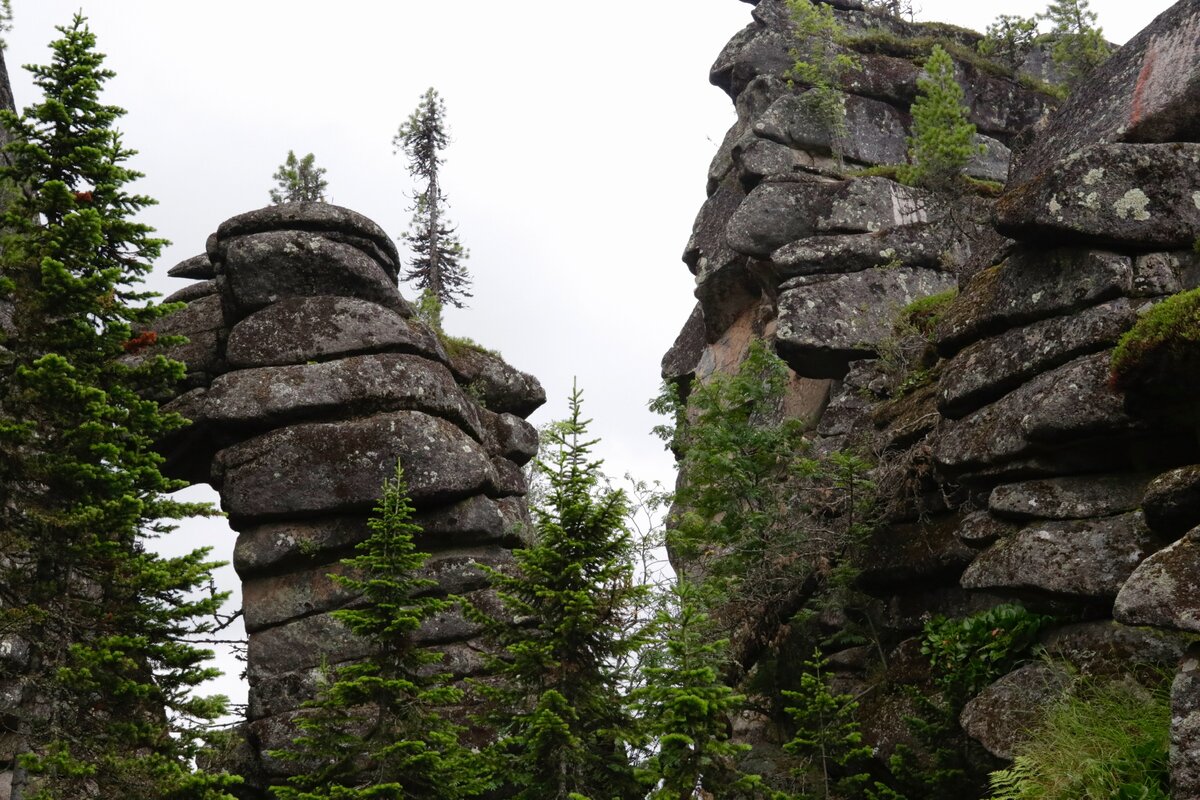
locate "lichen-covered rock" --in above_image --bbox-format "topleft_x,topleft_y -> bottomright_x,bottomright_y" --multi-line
709,23 -> 792,99
661,304 -> 706,383
225,296 -> 445,368
965,134 -> 1011,183
725,180 -> 831,256
776,266 -> 955,377
817,177 -> 938,235
937,298 -> 1138,418
961,511 -> 1159,600
959,662 -> 1072,760
955,510 -> 1018,545
988,473 -> 1151,521
482,411 -> 538,466
1114,527 -> 1200,633
221,230 -> 404,319
233,516 -> 368,578
769,223 -> 949,281
1041,620 -> 1188,675
135,293 -> 226,383
935,248 -> 1133,356
447,345 -> 545,418
167,253 -> 215,280
213,202 -> 401,281
996,143 -> 1200,249
163,279 -> 218,305
1173,647 -> 1200,797
1142,465 -> 1200,537
935,352 -> 1133,476
1008,0 -> 1200,186
857,516 -> 976,589
215,411 -> 498,521
751,91 -> 909,166
182,353 -> 484,442
242,561 -> 358,633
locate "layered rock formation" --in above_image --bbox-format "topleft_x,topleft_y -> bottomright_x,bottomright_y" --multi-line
666,0 -> 1200,793
150,203 -> 543,791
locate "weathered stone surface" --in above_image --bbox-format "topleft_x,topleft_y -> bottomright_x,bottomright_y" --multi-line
734,136 -> 841,185
247,612 -> 373,675
222,230 -> 404,319
752,91 -> 908,166
1115,527 -> 1200,633
214,202 -> 400,280
163,279 -> 218,305
447,346 -> 545,418
695,250 -> 760,341
138,293 -> 225,379
1173,647 -> 1200,797
1041,620 -> 1188,675
964,134 -> 1011,183
960,64 -> 1057,140
988,473 -> 1151,522
725,179 -> 830,256
956,510 -> 1018,545
816,177 -> 937,235
710,23 -> 792,99
216,411 -> 498,520
1008,0 -> 1200,186
662,304 -> 706,383
1143,465 -> 1200,537
961,511 -> 1158,600
416,494 -> 521,546
858,516 -> 977,589
960,663 -> 1072,760
167,253 -> 215,280
935,248 -> 1133,356
684,186 -> 744,273
225,296 -> 445,369
769,223 -> 949,280
483,411 -> 538,466
416,546 -> 517,597
489,456 -> 526,498
233,517 -> 368,578
938,298 -> 1138,418
188,353 -> 484,442
242,561 -> 358,633
842,51 -> 920,107
776,266 -> 955,377
996,143 -> 1200,249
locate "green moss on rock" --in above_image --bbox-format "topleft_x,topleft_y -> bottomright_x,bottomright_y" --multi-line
1111,289 -> 1200,397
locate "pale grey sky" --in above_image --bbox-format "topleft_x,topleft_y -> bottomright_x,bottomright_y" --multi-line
4,0 -> 1176,714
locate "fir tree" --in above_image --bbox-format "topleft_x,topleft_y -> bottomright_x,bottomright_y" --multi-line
1041,0 -> 1110,86
394,88 -> 471,308
271,463 -> 480,800
0,0 -> 12,50
635,579 -> 763,800
905,46 -> 981,189
471,386 -> 648,800
269,150 -> 329,204
0,15 -> 237,799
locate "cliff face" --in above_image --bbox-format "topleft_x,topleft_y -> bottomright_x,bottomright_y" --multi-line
149,203 -> 544,792
667,0 -> 1200,792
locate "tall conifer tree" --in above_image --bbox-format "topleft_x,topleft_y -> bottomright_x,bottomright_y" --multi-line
271,463 -> 480,800
471,387 -> 647,800
0,16 -> 237,799
394,88 -> 471,308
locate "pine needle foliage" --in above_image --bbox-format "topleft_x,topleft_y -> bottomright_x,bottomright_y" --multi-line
977,15 -> 1039,73
271,463 -> 481,800
269,150 -> 328,204
634,579 -> 763,799
0,15 -> 237,799
394,88 -> 471,308
1040,0 -> 1110,87
470,385 -> 649,800
905,46 -> 981,189
785,0 -> 859,154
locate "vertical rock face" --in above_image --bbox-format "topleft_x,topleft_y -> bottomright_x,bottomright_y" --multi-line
151,203 -> 544,791
668,0 -> 1200,791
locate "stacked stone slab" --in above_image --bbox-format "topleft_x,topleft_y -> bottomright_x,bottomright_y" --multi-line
150,203 -> 544,791
666,0 -> 1200,792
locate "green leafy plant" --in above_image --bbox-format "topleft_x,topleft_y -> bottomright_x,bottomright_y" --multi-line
921,603 -> 1052,701
988,677 -> 1171,800
904,45 -> 983,189
785,0 -> 860,156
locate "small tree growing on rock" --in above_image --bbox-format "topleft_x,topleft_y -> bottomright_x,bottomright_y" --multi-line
905,45 -> 981,190
786,0 -> 859,158
269,150 -> 328,204
395,87 -> 472,309
1041,0 -> 1110,86
978,14 -> 1040,72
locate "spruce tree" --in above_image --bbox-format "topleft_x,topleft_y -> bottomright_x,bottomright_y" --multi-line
271,463 -> 480,800
905,46 -> 980,189
0,15 -> 237,799
471,386 -> 648,800
635,579 -> 763,800
269,150 -> 328,204
394,88 -> 471,308
1041,0 -> 1110,86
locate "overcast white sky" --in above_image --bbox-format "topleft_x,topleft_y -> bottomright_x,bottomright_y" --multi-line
4,0 -> 1176,714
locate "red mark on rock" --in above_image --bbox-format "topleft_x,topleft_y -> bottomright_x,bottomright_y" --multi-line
1131,46 -> 1158,127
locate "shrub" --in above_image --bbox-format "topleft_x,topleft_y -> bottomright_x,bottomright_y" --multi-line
988,677 -> 1171,800
921,603 -> 1051,700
